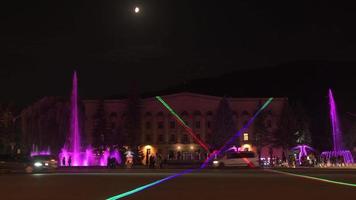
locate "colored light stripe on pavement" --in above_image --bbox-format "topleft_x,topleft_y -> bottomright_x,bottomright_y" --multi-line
106,169 -> 194,200
267,169 -> 356,188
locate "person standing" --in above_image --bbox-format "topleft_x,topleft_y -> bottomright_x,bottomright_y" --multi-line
107,157 -> 111,168
62,157 -> 66,166
149,155 -> 155,169
125,151 -> 134,169
145,153 -> 150,167
156,154 -> 163,169
68,156 -> 72,167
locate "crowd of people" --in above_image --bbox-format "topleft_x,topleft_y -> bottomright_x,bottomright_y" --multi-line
147,154 -> 164,169
261,154 -> 351,168
319,155 -> 347,167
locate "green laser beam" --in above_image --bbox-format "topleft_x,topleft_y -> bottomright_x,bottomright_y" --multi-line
268,169 -> 356,187
106,169 -> 194,200
261,98 -> 273,110
156,96 -> 187,126
106,179 -> 166,200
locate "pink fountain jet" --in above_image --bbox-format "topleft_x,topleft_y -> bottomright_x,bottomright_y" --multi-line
321,89 -> 354,164
59,71 -> 121,166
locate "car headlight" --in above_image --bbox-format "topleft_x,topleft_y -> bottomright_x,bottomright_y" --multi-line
34,162 -> 43,167
213,160 -> 219,165
45,163 -> 49,166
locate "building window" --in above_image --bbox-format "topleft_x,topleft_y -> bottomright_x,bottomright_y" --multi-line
110,112 -> 118,118
195,121 -> 201,128
169,135 -> 176,143
145,135 -> 152,143
194,134 -> 201,143
242,110 -> 249,116
207,121 -> 211,129
243,120 -> 248,126
158,121 -> 164,129
110,122 -> 116,129
145,112 -> 152,117
157,149 -> 162,154
243,133 -> 249,141
145,121 -> 151,129
182,134 -> 189,144
110,112 -> 118,122
170,121 -> 176,129
267,120 -> 272,128
158,134 -> 164,143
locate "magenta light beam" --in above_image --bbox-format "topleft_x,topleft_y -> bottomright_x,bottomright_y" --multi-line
106,98 -> 274,200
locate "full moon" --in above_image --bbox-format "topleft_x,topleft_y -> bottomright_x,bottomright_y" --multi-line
134,6 -> 140,13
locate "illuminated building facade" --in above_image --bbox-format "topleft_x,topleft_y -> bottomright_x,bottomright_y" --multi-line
83,92 -> 287,163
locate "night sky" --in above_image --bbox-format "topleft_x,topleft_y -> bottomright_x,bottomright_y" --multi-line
1,1 -> 356,106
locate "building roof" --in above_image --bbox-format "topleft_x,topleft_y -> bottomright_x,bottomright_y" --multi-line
84,92 -> 287,104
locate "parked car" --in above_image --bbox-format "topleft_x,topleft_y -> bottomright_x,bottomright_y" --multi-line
0,154 -> 32,173
212,151 -> 259,168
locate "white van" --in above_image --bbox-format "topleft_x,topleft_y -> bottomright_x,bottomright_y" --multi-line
212,151 -> 259,168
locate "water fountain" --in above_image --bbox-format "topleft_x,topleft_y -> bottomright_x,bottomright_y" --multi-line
30,144 -> 51,157
292,145 -> 314,164
59,71 -> 121,166
321,89 -> 354,164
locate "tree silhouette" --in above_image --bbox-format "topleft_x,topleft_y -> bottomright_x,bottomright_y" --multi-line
210,97 -> 236,150
0,104 -> 15,154
273,101 -> 298,152
20,97 -> 70,154
126,82 -> 141,147
294,102 -> 312,145
125,82 -> 142,163
92,100 -> 107,149
253,106 -> 272,158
